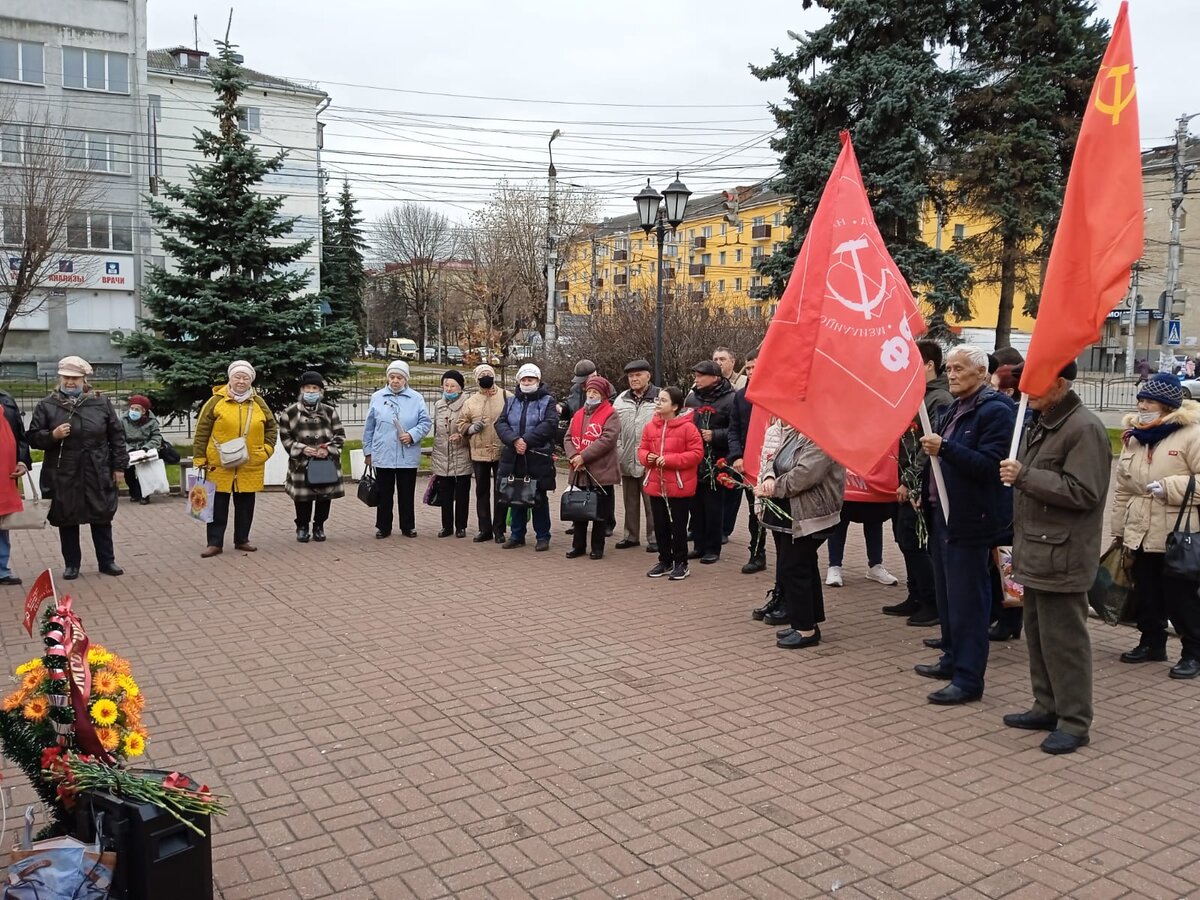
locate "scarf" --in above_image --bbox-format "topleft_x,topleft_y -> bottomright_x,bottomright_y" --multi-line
0,412 -> 23,517
1123,419 -> 1183,458
229,386 -> 253,403
570,401 -> 614,454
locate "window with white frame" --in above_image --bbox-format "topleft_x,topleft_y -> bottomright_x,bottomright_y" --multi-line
702,225 -> 712,238
63,47 -> 129,93
735,248 -> 743,263
1,207 -> 24,245
719,251 -> 726,266
0,123 -> 33,164
718,279 -> 725,293
237,107 -> 261,133
735,277 -> 743,292
664,244 -> 677,258
752,215 -> 765,227
66,211 -> 133,251
66,130 -> 129,174
773,212 -> 782,226
0,39 -> 44,85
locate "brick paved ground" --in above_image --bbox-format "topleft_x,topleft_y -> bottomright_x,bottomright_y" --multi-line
3,488 -> 1199,899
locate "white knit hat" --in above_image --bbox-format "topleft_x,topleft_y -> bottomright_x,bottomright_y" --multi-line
386,359 -> 410,379
227,359 -> 256,382
516,363 -> 541,381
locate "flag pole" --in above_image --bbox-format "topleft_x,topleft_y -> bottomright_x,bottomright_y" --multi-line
1003,395 -> 1029,486
917,402 -> 950,523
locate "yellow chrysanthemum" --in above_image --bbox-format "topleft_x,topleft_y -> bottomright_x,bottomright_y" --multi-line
95,727 -> 120,752
3,691 -> 26,711
90,698 -> 118,727
87,647 -> 114,666
21,670 -> 43,691
23,696 -> 48,722
15,657 -> 43,676
119,699 -> 141,722
122,732 -> 145,758
93,671 -> 120,696
115,675 -> 139,698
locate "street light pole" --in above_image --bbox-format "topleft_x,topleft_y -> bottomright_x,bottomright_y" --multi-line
544,129 -> 561,350
653,211 -> 667,387
635,173 -> 691,387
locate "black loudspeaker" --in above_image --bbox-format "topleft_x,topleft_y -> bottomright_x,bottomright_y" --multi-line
73,772 -> 213,900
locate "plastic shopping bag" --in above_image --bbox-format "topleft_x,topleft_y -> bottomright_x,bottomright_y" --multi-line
186,470 -> 216,523
134,458 -> 170,496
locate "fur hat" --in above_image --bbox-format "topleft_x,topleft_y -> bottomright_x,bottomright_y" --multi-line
474,364 -> 496,380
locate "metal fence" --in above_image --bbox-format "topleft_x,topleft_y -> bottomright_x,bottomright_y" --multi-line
1072,376 -> 1141,412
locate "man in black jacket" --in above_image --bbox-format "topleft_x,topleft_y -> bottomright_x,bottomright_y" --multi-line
685,360 -> 736,563
726,350 -> 766,574
0,389 -> 32,585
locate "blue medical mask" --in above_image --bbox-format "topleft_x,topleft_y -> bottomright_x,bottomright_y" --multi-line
443,391 -> 460,401
128,410 -> 142,422
61,386 -> 82,398
584,397 -> 601,410
302,391 -> 321,405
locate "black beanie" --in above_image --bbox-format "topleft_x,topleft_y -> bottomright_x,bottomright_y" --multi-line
300,370 -> 324,388
443,369 -> 465,389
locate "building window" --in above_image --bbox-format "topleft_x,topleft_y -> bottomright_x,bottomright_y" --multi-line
773,212 -> 782,226
752,215 -> 765,227
1,207 -> 24,245
664,244 -> 677,258
66,130 -> 129,174
688,229 -> 695,241
702,225 -> 712,239
719,251 -> 727,265
735,248 -> 743,263
66,211 -> 133,251
237,107 -> 261,133
633,240 -> 642,251
718,279 -> 725,293
751,275 -> 763,288
1,123 -> 33,164
0,39 -> 44,85
63,47 -> 129,94
720,224 -> 726,236
953,223 -> 966,241
701,253 -> 711,266
735,277 -> 743,292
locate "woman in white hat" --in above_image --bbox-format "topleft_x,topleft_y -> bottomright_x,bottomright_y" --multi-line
494,363 -> 559,550
27,356 -> 129,580
362,360 -> 432,538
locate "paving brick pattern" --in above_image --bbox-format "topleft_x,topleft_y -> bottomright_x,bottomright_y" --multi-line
2,489 -> 1198,898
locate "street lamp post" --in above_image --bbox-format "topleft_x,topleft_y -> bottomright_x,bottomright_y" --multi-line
634,173 -> 691,386
544,129 -> 561,349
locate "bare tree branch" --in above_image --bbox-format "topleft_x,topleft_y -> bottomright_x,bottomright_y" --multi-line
374,203 -> 458,353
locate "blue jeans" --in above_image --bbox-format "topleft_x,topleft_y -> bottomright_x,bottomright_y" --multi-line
827,520 -> 884,567
509,492 -> 551,542
927,511 -> 992,695
0,529 -> 11,578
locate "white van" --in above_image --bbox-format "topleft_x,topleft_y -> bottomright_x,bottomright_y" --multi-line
387,338 -> 419,360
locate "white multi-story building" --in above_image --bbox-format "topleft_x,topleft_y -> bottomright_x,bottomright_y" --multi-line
0,0 -> 149,377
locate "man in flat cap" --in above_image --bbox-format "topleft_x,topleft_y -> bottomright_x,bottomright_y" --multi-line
613,359 -> 659,552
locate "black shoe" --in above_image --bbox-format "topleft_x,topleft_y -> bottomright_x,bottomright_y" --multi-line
138,498 -> 150,506
456,530 -> 466,538
922,637 -> 945,649
402,530 -> 418,538
914,662 -> 953,680
297,525 -> 311,543
928,684 -> 981,705
494,534 -> 506,544
752,589 -> 780,621
312,525 -> 326,542
1041,730 -> 1089,754
647,562 -> 669,578
375,530 -> 391,539
565,548 -> 586,559
988,622 -> 1022,642
776,627 -> 795,640
687,549 -> 703,560
473,532 -> 491,543
668,564 -> 689,581
502,539 -> 525,549
1003,711 -> 1057,731
1120,644 -> 1167,663
883,599 -> 919,617
646,543 -> 658,553
535,539 -> 550,552
63,567 -> 79,580
437,528 -> 453,538
1170,658 -> 1200,679
778,628 -> 820,649
615,539 -> 639,550
741,555 -> 766,574
700,553 -> 720,565
0,575 -> 22,586
99,564 -> 123,577
763,609 -> 790,626
589,551 -> 604,560
907,611 -> 940,627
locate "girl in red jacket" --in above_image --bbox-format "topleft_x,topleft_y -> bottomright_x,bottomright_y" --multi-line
639,386 -> 704,580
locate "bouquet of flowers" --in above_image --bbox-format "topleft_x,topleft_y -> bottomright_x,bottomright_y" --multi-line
714,458 -> 792,522
694,406 -> 720,488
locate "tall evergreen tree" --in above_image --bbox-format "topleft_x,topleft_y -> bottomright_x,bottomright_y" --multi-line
125,42 -> 356,415
947,1 -> 1110,347
751,0 -> 972,339
320,178 -> 367,342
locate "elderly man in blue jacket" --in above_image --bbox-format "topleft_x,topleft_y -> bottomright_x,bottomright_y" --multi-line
917,345 -> 1017,705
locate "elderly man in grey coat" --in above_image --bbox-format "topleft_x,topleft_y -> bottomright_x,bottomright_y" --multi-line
1000,361 -> 1112,755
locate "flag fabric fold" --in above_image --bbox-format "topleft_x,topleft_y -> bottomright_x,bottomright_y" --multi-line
1019,0 -> 1143,397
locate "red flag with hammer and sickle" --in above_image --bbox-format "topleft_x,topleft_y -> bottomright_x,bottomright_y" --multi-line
747,131 -> 927,476
1019,1 -> 1142,398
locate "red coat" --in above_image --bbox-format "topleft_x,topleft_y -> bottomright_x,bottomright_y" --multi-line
637,411 -> 704,498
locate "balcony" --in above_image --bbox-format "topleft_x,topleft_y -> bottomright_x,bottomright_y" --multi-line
555,279 -> 569,292
613,249 -> 628,261
593,277 -> 604,288
749,285 -> 771,300
752,224 -> 772,240
663,267 -> 676,280
688,263 -> 706,277
692,236 -> 706,249
614,273 -> 628,287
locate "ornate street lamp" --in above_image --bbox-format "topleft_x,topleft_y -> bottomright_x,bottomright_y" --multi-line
634,172 -> 691,385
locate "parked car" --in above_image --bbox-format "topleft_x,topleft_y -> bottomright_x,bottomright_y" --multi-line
423,346 -> 439,362
445,346 -> 464,364
1180,377 -> 1200,400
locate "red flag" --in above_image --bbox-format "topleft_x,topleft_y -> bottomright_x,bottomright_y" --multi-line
747,132 -> 927,475
1019,1 -> 1142,397
741,405 -> 770,483
22,568 -> 56,636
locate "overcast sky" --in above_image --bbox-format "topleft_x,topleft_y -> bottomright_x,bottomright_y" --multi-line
148,0 -> 1192,239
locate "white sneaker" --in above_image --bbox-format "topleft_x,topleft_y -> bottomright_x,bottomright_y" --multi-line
826,566 -> 843,587
867,564 -> 899,586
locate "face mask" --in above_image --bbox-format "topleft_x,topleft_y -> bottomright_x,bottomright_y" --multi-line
478,376 -> 494,390
1138,410 -> 1160,425
584,397 -> 601,410
61,386 -> 82,398
128,410 -> 142,422
302,391 -> 321,405
520,382 -> 538,394
443,391 -> 460,401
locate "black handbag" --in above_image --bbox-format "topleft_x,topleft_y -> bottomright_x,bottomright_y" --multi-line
357,466 -> 380,507
158,443 -> 181,465
560,487 -> 599,522
1164,475 -> 1200,580
498,475 -> 536,508
423,474 -> 442,506
306,456 -> 339,486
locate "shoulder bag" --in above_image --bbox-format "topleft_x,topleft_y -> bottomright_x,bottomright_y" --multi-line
498,455 -> 536,508
357,465 -> 380,507
1165,474 -> 1200,580
306,456 -> 340,486
215,402 -> 252,468
560,486 -> 599,522
0,475 -> 49,531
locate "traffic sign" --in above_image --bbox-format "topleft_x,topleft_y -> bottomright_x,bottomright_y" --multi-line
1167,318 -> 1182,346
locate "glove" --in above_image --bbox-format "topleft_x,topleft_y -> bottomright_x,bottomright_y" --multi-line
468,420 -> 485,435
1147,481 -> 1165,499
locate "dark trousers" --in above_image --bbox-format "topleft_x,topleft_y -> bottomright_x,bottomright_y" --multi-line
509,492 -> 551,542
58,523 -> 115,568
375,467 -> 417,534
928,511 -> 992,695
438,474 -> 471,533
828,520 -> 884,567
207,491 -> 256,548
294,499 -> 331,527
650,495 -> 691,567
691,480 -> 724,556
745,491 -> 766,560
124,467 -> 142,501
1132,550 -> 1200,661
772,530 -> 827,632
722,483 -> 741,538
473,461 -> 505,538
572,486 -> 615,554
1023,587 -> 1093,737
894,505 -> 935,615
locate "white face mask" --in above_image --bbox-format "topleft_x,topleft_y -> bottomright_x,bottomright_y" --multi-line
1137,410 -> 1160,425
519,382 -> 538,394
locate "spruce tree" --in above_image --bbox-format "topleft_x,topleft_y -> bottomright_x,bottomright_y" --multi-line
321,178 -> 367,341
751,1 -> 972,339
125,41 -> 357,415
947,0 -> 1109,346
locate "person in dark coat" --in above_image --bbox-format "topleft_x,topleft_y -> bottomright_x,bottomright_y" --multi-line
916,345 -> 1016,705
496,363 -> 559,550
27,356 -> 129,580
278,371 -> 346,543
0,388 -> 32,585
726,349 -> 767,574
685,360 -> 737,563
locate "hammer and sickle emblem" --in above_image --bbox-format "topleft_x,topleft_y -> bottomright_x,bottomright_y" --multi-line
827,238 -> 889,321
1094,64 -> 1135,126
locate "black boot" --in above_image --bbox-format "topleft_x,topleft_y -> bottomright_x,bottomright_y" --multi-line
752,588 -> 780,621
312,524 -> 326,542
296,525 -> 311,543
741,555 -> 767,575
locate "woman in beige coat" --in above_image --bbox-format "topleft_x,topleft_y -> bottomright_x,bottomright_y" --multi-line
1111,373 -> 1200,678
458,365 -> 511,543
431,371 -> 473,538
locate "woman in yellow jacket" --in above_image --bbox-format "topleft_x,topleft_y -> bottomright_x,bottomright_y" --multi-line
193,360 -> 278,558
1111,373 -> 1200,679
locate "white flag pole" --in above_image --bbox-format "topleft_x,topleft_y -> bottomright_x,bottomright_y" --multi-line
1003,394 -> 1029,486
917,402 -> 950,523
